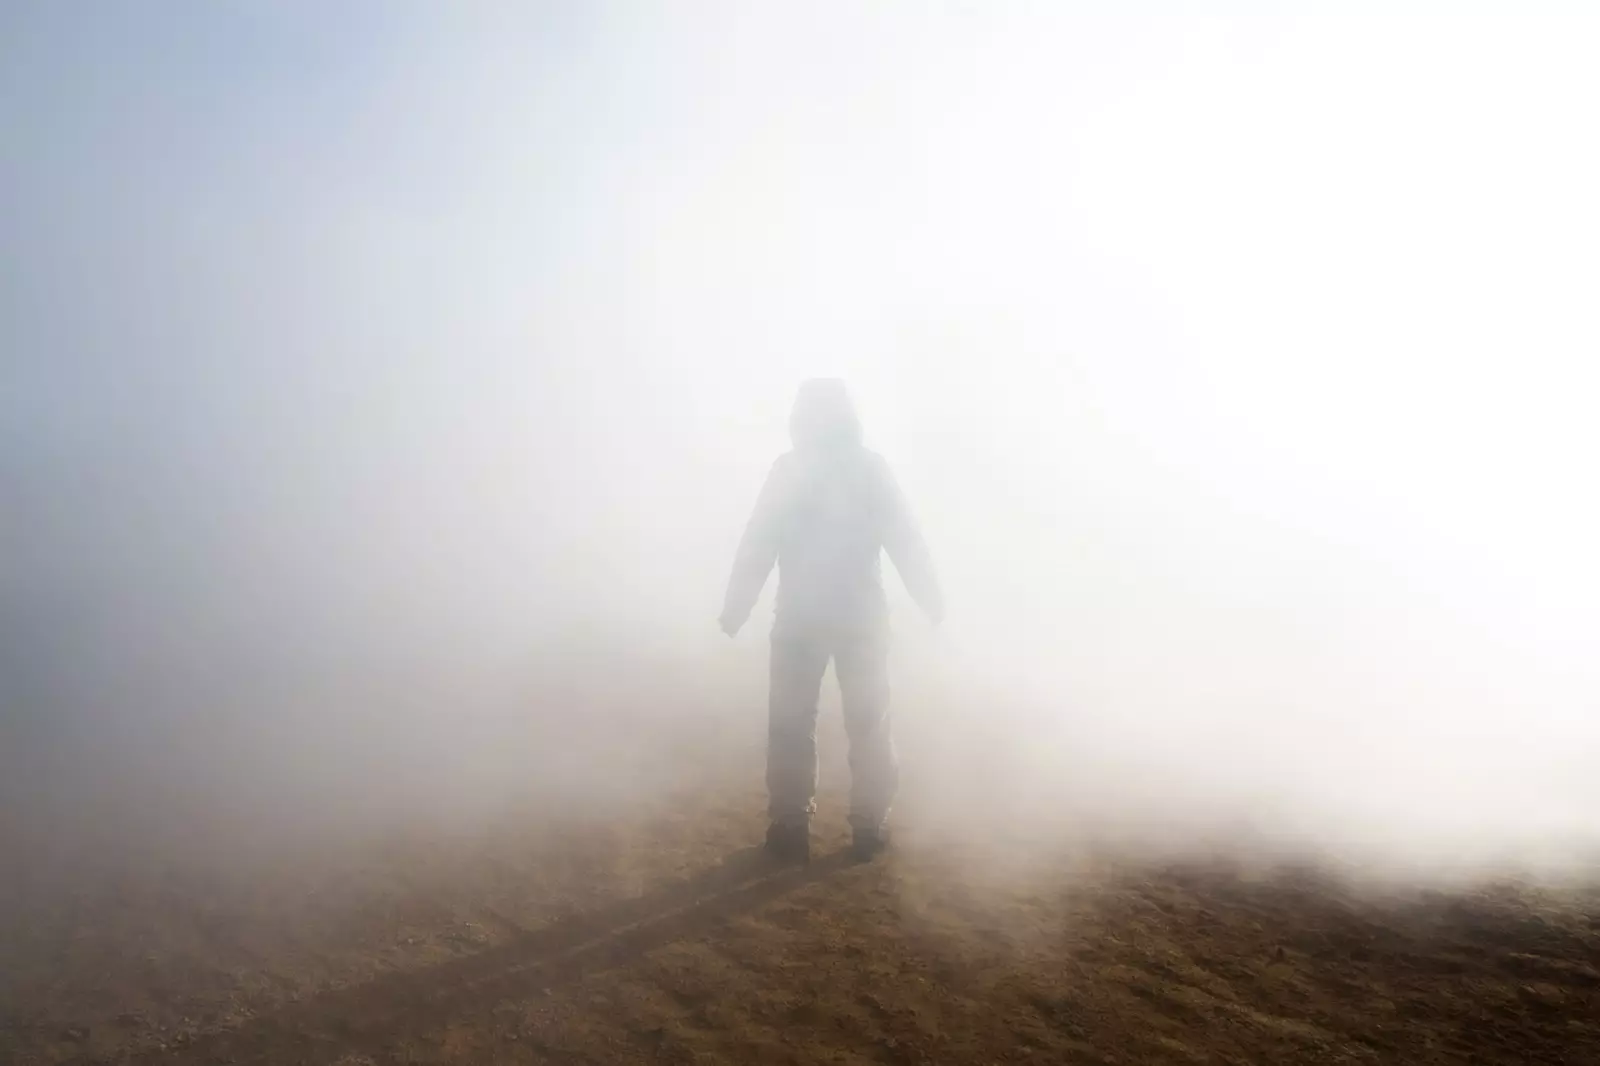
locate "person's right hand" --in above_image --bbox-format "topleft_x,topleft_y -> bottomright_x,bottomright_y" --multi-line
718,611 -> 742,638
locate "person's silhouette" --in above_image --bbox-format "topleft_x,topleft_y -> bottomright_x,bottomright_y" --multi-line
720,379 -> 943,862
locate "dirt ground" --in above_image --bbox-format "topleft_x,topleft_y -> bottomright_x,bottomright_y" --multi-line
3,726 -> 1599,1066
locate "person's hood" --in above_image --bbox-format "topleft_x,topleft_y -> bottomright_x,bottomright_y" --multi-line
788,378 -> 863,450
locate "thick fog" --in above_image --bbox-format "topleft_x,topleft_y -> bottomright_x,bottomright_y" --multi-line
4,5 -> 1599,881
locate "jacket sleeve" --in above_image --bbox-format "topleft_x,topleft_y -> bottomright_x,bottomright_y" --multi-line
720,458 -> 788,633
880,463 -> 944,624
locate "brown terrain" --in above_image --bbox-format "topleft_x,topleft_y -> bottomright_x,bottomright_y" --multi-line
3,706 -> 1598,1066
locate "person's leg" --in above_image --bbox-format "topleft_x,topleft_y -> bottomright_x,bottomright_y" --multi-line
767,629 -> 830,844
834,623 -> 896,851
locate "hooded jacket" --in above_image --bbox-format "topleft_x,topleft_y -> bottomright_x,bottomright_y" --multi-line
720,380 -> 943,634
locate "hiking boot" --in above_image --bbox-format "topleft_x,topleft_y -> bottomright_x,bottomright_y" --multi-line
764,822 -> 811,864
850,825 -> 890,862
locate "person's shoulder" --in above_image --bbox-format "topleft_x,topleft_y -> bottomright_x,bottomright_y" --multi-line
860,447 -> 890,467
847,449 -> 900,499
858,448 -> 895,479
765,450 -> 803,485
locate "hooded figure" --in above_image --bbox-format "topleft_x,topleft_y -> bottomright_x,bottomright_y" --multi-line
720,379 -> 942,862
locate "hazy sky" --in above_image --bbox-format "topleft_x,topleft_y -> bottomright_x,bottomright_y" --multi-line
4,5 -> 1598,866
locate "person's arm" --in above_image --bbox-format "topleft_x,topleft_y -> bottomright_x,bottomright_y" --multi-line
719,458 -> 789,635
880,463 -> 944,625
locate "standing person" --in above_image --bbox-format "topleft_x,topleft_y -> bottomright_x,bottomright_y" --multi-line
719,379 -> 943,863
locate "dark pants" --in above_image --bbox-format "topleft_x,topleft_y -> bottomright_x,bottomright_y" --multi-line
767,621 -> 896,833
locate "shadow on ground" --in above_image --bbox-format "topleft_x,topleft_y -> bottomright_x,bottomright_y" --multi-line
132,847 -> 854,1066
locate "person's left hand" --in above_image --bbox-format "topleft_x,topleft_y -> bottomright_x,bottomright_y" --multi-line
717,612 -> 742,638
